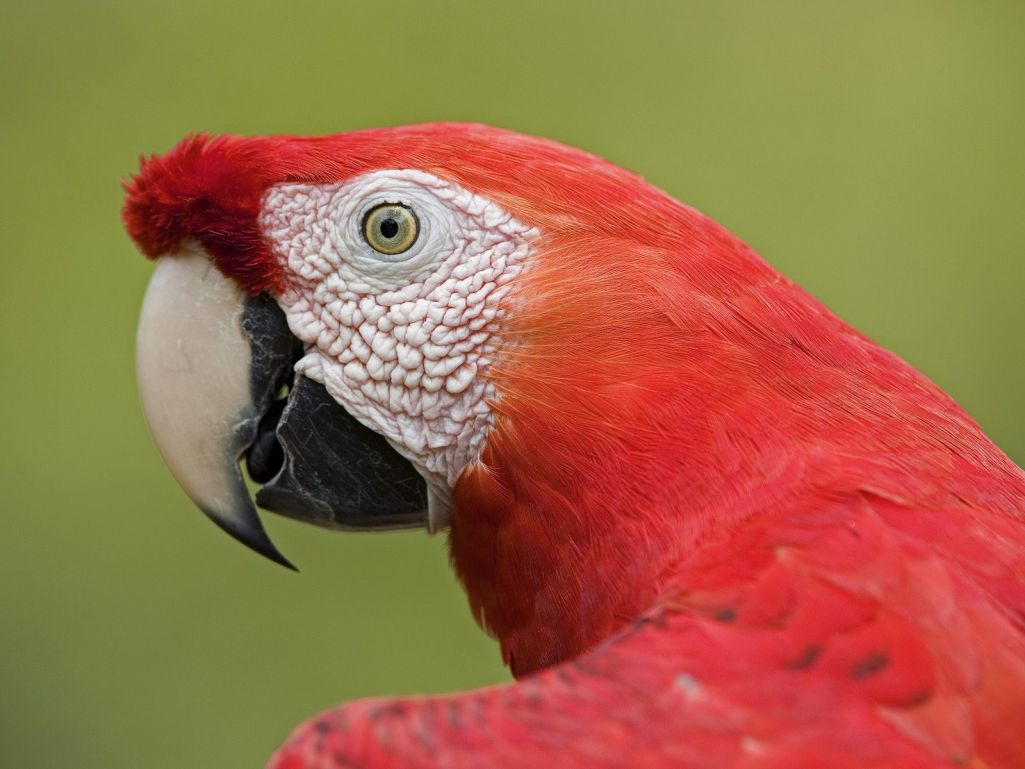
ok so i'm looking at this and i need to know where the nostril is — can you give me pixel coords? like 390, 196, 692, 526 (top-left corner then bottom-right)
246, 398, 288, 484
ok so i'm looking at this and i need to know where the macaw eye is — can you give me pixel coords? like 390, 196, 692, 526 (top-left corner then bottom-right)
362, 203, 419, 255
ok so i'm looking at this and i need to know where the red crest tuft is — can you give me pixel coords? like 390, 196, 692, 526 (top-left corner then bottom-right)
122, 133, 284, 293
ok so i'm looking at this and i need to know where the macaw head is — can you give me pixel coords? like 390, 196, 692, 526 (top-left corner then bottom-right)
126, 123, 720, 553
126, 123, 980, 673
127, 124, 562, 568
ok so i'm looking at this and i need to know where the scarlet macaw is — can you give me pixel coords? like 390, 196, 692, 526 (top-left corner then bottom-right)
124, 124, 1025, 768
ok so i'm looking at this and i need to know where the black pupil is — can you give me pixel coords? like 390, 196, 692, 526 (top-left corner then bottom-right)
379, 217, 399, 239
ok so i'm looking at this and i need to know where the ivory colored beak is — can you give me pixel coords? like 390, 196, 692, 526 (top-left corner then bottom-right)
136, 249, 296, 569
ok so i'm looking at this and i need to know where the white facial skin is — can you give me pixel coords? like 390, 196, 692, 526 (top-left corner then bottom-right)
259, 170, 539, 530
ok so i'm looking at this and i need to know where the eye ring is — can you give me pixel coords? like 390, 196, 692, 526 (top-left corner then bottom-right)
362, 203, 420, 256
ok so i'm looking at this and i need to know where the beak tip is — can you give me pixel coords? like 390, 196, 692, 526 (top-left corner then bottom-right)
200, 506, 299, 571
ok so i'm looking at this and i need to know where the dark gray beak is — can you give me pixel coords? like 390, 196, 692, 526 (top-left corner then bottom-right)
136, 249, 427, 568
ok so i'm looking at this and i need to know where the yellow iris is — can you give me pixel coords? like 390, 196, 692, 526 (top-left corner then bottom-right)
362, 203, 419, 255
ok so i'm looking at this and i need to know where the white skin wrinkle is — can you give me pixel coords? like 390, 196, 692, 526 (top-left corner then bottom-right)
259, 170, 539, 531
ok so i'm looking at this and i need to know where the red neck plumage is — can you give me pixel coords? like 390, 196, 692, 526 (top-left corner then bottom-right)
448, 216, 1023, 677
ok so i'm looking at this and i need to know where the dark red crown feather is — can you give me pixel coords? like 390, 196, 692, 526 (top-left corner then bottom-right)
122, 133, 285, 293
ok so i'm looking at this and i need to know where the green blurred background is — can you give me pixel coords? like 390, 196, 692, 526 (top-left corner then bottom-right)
1, 1, 1023, 766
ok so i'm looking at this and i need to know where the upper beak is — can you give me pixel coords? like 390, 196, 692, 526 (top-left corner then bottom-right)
136, 248, 428, 568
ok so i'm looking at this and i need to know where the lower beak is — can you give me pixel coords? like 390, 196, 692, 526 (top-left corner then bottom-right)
136, 249, 427, 568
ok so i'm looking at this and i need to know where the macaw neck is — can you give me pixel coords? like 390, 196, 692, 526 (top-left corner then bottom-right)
447, 274, 1023, 678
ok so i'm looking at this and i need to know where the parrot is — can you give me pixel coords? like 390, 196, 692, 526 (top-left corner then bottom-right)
123, 123, 1025, 769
